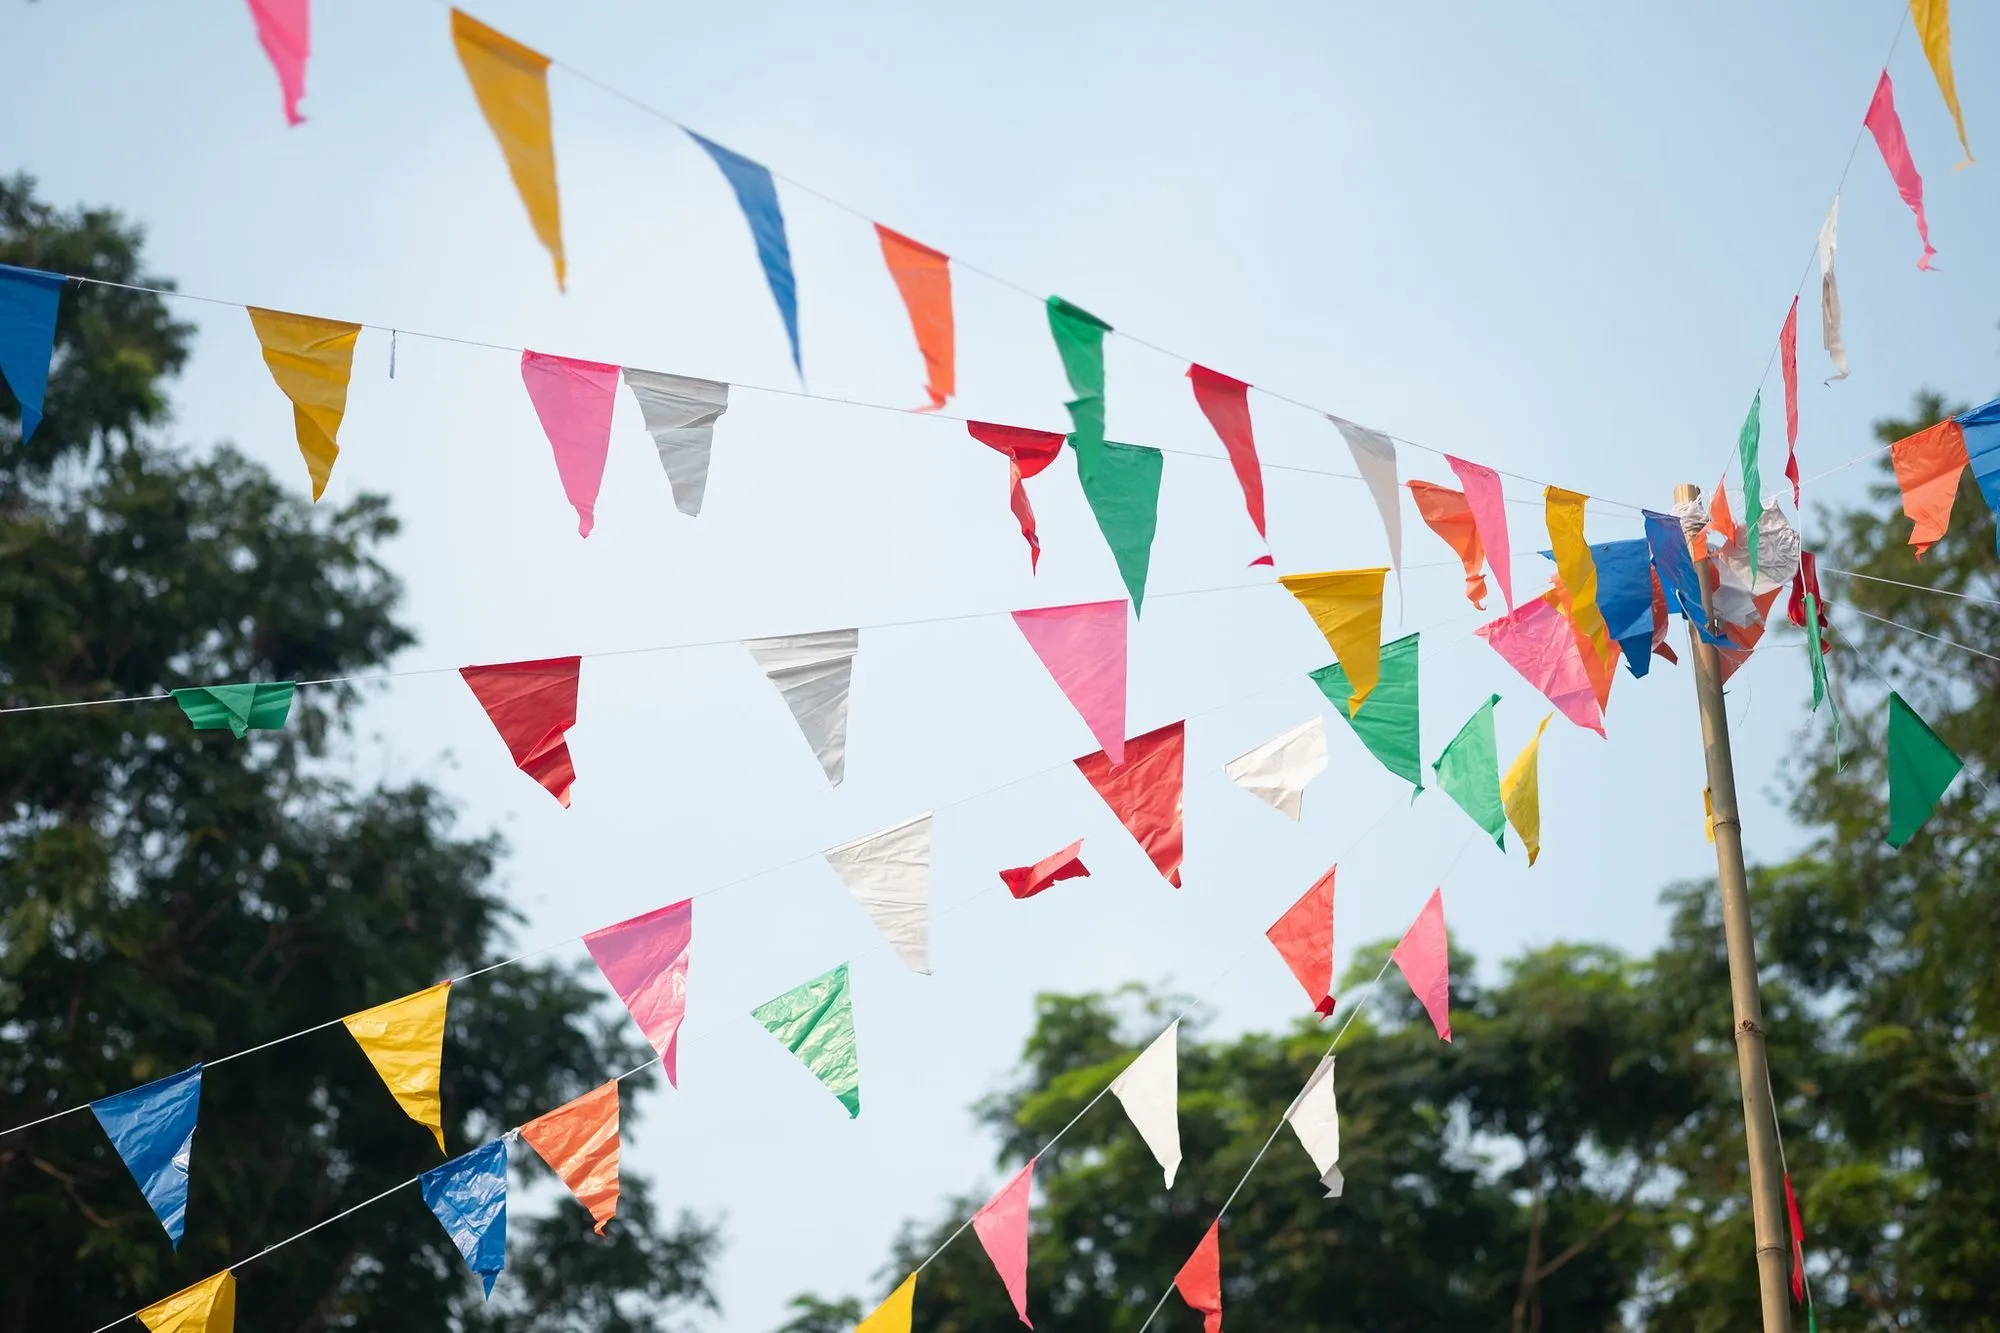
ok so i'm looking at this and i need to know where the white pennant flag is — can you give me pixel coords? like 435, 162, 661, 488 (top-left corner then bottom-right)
747, 629, 858, 785
1222, 716, 1328, 821
1111, 1021, 1182, 1188
1714, 500, 1803, 626
1817, 198, 1849, 385
1285, 1054, 1343, 1197
624, 368, 730, 516
1329, 415, 1403, 612
823, 813, 933, 973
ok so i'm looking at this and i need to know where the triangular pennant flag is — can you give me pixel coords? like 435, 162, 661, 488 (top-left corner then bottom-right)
622, 368, 727, 517
1887, 691, 1962, 848
1891, 418, 1969, 557
420, 1139, 508, 1298
1047, 296, 1111, 482
1013, 600, 1128, 764
521, 350, 619, 537
0, 264, 64, 444
746, 629, 857, 786
171, 682, 295, 739
1784, 1172, 1809, 1305
1738, 394, 1764, 588
1710, 480, 1738, 547
1447, 455, 1513, 610
1477, 596, 1606, 737
1545, 487, 1613, 691
1331, 416, 1402, 604
1111, 1022, 1181, 1187
246, 0, 309, 125
690, 132, 801, 375
1545, 569, 1618, 715
856, 1274, 917, 1333
1223, 717, 1328, 821
876, 226, 954, 410
1408, 480, 1487, 609
1714, 502, 1802, 608
1864, 70, 1938, 269
752, 963, 860, 1117
1080, 440, 1164, 613
1075, 720, 1185, 887
1557, 538, 1656, 677
460, 656, 581, 806
519, 1081, 620, 1234
1173, 1221, 1223, 1333
342, 981, 450, 1150
1501, 714, 1553, 866
1955, 397, 2000, 545
968, 422, 1066, 572
1285, 1054, 1343, 1197
1187, 364, 1268, 559
1644, 508, 1724, 645
1789, 550, 1831, 635
450, 9, 565, 289
137, 1270, 236, 1333
1818, 198, 1850, 383
92, 1064, 202, 1247
999, 839, 1090, 900
1781, 298, 1802, 505
1434, 694, 1506, 849
583, 900, 692, 1085
1911, 0, 1972, 165
1279, 569, 1388, 711
247, 306, 361, 501
1392, 887, 1451, 1041
1266, 866, 1336, 1015
972, 1157, 1035, 1326
823, 813, 933, 974
1312, 632, 1422, 792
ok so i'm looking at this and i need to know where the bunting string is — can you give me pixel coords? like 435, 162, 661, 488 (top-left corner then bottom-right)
1820, 565, 2000, 608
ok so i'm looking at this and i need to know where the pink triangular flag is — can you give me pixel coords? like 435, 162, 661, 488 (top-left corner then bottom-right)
1447, 455, 1512, 611
1013, 600, 1128, 765
1266, 866, 1336, 1016
1863, 70, 1938, 271
583, 900, 692, 1086
972, 1156, 1036, 1326
1476, 594, 1606, 737
1392, 888, 1451, 1042
522, 349, 621, 537
246, 0, 309, 125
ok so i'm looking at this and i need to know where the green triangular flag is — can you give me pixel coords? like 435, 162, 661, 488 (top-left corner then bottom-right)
753, 962, 860, 1117
1738, 393, 1762, 588
170, 682, 296, 738
1080, 439, 1162, 614
1802, 591, 1841, 765
1434, 693, 1505, 849
1312, 632, 1422, 793
1048, 296, 1111, 483
1886, 691, 1962, 849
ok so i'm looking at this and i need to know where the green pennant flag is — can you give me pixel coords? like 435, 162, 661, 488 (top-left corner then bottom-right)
1048, 296, 1112, 483
170, 682, 297, 738
1434, 693, 1505, 849
1312, 632, 1422, 793
1886, 691, 1962, 849
1081, 439, 1163, 614
1738, 393, 1763, 587
753, 962, 860, 1117
1802, 591, 1841, 763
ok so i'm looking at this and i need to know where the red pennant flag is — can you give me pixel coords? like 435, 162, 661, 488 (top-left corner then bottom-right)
1780, 298, 1801, 504
520, 1081, 621, 1233
1075, 721, 1185, 888
968, 422, 1066, 572
876, 225, 955, 410
972, 1157, 1035, 1326
1648, 567, 1679, 666
1784, 1172, 1807, 1303
460, 656, 581, 806
1787, 551, 1829, 636
999, 840, 1090, 900
1391, 887, 1451, 1042
1173, 1220, 1223, 1333
1186, 364, 1269, 563
1266, 866, 1336, 1016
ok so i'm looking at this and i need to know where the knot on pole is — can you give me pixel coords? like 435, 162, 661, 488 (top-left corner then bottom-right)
1736, 1017, 1765, 1039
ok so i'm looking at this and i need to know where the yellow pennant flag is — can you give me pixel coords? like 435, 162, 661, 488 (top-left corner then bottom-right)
247, 307, 360, 501
451, 8, 566, 289
1500, 713, 1553, 867
137, 1270, 236, 1333
1279, 568, 1388, 712
343, 981, 450, 1151
1544, 487, 1614, 679
854, 1274, 916, 1333
1910, 0, 1973, 167
1704, 788, 1716, 843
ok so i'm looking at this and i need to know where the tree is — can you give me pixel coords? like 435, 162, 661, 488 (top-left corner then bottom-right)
0, 176, 719, 1331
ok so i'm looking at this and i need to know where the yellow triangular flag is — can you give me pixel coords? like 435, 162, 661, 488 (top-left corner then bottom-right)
1279, 568, 1388, 711
1500, 713, 1553, 867
342, 981, 450, 1151
451, 8, 566, 289
1544, 486, 1615, 677
247, 307, 360, 501
1704, 788, 1716, 843
1910, 0, 1973, 167
137, 1270, 236, 1333
854, 1273, 916, 1333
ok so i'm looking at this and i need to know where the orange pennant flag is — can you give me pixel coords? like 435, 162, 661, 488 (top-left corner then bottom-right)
1890, 417, 1969, 558
1407, 481, 1487, 609
1708, 478, 1737, 548
520, 1080, 621, 1233
875, 225, 955, 410
451, 9, 566, 290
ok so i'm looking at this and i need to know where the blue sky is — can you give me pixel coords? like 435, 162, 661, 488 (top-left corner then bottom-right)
8, 1, 1998, 1326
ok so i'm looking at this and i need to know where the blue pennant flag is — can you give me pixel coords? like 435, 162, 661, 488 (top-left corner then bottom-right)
688, 131, 801, 377
1955, 397, 2000, 554
421, 1138, 508, 1298
91, 1063, 202, 1247
0, 264, 64, 443
1539, 537, 1661, 677
1643, 509, 1725, 646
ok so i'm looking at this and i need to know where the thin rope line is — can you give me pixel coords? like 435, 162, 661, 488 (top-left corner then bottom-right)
1794, 440, 1890, 489
1826, 603, 1993, 796
1841, 603, 2000, 666
1819, 565, 2000, 608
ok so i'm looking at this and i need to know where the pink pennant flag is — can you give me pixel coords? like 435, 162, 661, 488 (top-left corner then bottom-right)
1476, 594, 1606, 737
522, 350, 621, 537
246, 0, 309, 126
1780, 298, 1801, 505
1391, 888, 1451, 1042
1266, 866, 1336, 1016
1447, 455, 1513, 610
1013, 600, 1128, 765
583, 900, 692, 1087
1187, 364, 1270, 563
968, 422, 1066, 572
972, 1157, 1036, 1326
1864, 70, 1938, 271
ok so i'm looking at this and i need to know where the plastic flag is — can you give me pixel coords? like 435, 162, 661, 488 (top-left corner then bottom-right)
1818, 199, 1849, 383
1081, 440, 1164, 612
999, 840, 1089, 900
1953, 396, 2000, 551
1285, 1055, 1343, 1197
1408, 480, 1488, 609
968, 422, 1066, 572
1111, 1022, 1181, 1188
1500, 714, 1553, 866
823, 813, 934, 974
421, 1139, 507, 1298
1781, 298, 1801, 504
1013, 599, 1128, 764
247, 307, 357, 501
745, 629, 857, 786
877, 225, 954, 409
460, 656, 582, 807
1434, 694, 1506, 848
1911, 0, 1973, 165
753, 963, 860, 1117
519, 1081, 620, 1234
521, 350, 619, 537
1047, 296, 1111, 481
690, 133, 800, 374
1392, 887, 1452, 1041
1332, 415, 1403, 605
622, 369, 727, 517
1279, 568, 1388, 711
1447, 455, 1513, 609
1890, 417, 1968, 558
1864, 70, 1938, 270
1312, 632, 1422, 792
136, 1270, 235, 1333
342, 981, 450, 1150
1187, 364, 1268, 560
1075, 720, 1185, 887
1173, 1221, 1223, 1333
972, 1157, 1035, 1325
0, 264, 65, 443
1477, 596, 1604, 736
245, 0, 308, 125
1265, 865, 1336, 1015
1544, 486, 1613, 690
451, 9, 565, 288
584, 900, 692, 1085
1223, 717, 1328, 821
171, 682, 295, 738
91, 1065, 202, 1247
1887, 691, 1962, 848
856, 1274, 917, 1333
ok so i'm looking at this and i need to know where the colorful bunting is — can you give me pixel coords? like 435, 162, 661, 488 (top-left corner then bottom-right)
1331, 416, 1403, 604
1012, 599, 1128, 764
1392, 887, 1451, 1041
1478, 597, 1604, 736
876, 226, 954, 410
1890, 417, 1968, 558
1075, 720, 1185, 887
1447, 455, 1513, 609
1574, 538, 1657, 676
690, 133, 801, 375
342, 981, 449, 1150
1818, 199, 1850, 383
137, 1270, 235, 1333
451, 9, 565, 289
1886, 691, 1962, 848
247, 307, 358, 501
967, 422, 1066, 572
1173, 1221, 1223, 1333
1279, 569, 1388, 711
1863, 70, 1938, 270
583, 900, 692, 1085
1955, 396, 2000, 547
521, 350, 619, 537
1738, 394, 1764, 588
1111, 1022, 1181, 1188
1265, 865, 1336, 1016
1781, 298, 1801, 504
91, 1064, 202, 1247
519, 1081, 621, 1234
752, 963, 860, 1117
1644, 508, 1723, 644
1187, 364, 1268, 560
1080, 440, 1163, 612
460, 656, 582, 807
746, 629, 857, 786
823, 813, 934, 975
1046, 297, 1111, 481
171, 682, 295, 738
0, 264, 65, 443
1407, 480, 1488, 609
1500, 714, 1553, 866
1433, 695, 1506, 849
1544, 487, 1613, 690
1312, 632, 1422, 792
999, 839, 1089, 900
1911, 0, 1973, 165
1285, 1054, 1343, 1197
1223, 716, 1328, 821
245, 0, 308, 125
421, 1139, 508, 1298
622, 369, 727, 517
856, 1274, 917, 1333
972, 1157, 1035, 1326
